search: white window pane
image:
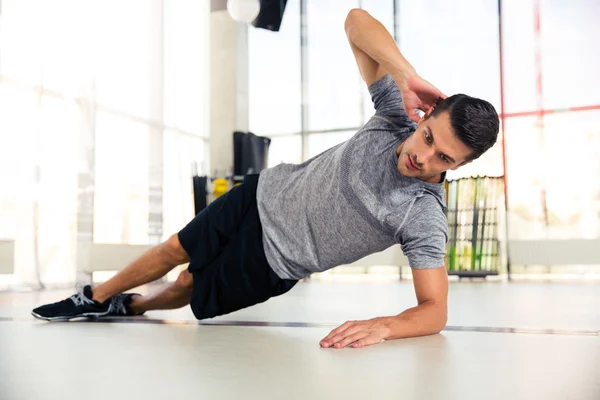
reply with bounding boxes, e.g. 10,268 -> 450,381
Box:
542,111 -> 600,239
164,0 -> 210,136
93,0 -> 161,121
502,0 -> 538,113
504,117 -> 546,240
0,0 -> 211,286
0,0 -> 44,85
398,0 -> 501,112
267,135 -> 302,167
307,131 -> 354,159
36,96 -> 80,283
0,83 -> 37,209
163,131 -> 208,237
248,0 -> 302,136
307,0 -> 362,131
506,112 -> 600,240
94,111 -> 149,244
539,0 -> 600,109
0,83 -> 39,282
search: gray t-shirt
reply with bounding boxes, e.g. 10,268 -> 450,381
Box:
257,74 -> 448,280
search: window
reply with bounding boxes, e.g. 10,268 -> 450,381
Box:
541,110 -> 600,239
307,131 -> 354,159
0,0 -> 209,285
246,0 -> 600,253
306,0 -> 362,131
248,0 -> 396,167
93,112 -> 150,244
397,0 -> 501,112
267,136 -> 303,168
539,0 -> 600,109
163,131 -> 208,236
248,0 -> 302,136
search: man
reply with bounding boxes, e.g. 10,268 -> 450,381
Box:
32,9 -> 498,349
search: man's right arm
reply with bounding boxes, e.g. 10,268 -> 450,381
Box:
344,9 -> 415,90
345,9 -> 445,123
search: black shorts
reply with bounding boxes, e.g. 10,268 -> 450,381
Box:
177,174 -> 298,320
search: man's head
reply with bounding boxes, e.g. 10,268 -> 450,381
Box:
396,94 -> 499,182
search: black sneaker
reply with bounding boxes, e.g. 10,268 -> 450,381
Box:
107,293 -> 144,316
31,285 -> 111,321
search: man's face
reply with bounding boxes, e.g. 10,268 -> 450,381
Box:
396,110 -> 474,181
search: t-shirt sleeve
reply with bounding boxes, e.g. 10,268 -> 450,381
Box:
396,197 -> 448,269
368,74 -> 416,130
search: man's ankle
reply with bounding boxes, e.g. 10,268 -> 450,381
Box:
90,287 -> 110,304
128,294 -> 145,315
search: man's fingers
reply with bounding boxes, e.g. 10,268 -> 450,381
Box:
320,321 -> 356,347
319,319 -> 386,349
419,76 -> 446,99
334,331 -> 369,349
406,108 -> 421,123
328,325 -> 364,347
352,335 -> 383,348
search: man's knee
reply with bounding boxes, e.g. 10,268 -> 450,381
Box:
175,270 -> 193,289
163,234 -> 190,265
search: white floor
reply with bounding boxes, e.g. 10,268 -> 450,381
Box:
1,280 -> 599,400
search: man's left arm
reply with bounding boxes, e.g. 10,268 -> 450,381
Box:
320,267 -> 448,348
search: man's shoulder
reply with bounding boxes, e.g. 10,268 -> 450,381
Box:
358,114 -> 415,141
395,191 -> 448,246
410,193 -> 448,228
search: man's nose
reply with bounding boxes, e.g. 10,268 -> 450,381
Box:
416,148 -> 435,166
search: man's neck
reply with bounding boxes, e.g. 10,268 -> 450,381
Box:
419,172 -> 445,184
419,175 -> 440,184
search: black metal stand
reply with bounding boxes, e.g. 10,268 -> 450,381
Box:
448,270 -> 499,278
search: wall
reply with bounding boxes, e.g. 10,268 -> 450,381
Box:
209,11 -> 249,177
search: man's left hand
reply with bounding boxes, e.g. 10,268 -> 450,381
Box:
320,317 -> 391,349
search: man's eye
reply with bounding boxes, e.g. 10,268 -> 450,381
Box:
440,154 -> 449,163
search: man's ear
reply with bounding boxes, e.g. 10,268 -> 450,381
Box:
451,159 -> 473,171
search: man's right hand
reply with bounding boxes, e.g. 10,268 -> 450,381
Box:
345,9 -> 446,123
396,73 -> 447,123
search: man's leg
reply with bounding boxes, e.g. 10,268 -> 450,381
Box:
127,270 -> 194,314
31,236 -> 192,321
33,177 -> 256,321
92,234 -> 190,303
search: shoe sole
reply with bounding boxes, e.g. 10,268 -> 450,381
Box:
31,310 -> 111,321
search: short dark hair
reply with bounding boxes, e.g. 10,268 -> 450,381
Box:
430,94 -> 499,161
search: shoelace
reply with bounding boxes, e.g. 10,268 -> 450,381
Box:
109,295 -> 127,315
69,289 -> 95,307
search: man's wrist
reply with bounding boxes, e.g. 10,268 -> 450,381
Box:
379,316 -> 396,340
392,68 -> 417,92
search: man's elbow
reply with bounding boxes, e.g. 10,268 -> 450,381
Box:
429,301 -> 448,334
344,8 -> 367,36
433,314 -> 448,334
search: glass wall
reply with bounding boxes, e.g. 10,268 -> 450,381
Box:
248,0 -> 500,170
248,0 -> 600,269
502,0 -> 600,241
0,0 -> 209,285
248,0 -> 394,164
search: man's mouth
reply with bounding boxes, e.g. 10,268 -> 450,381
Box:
407,155 -> 420,171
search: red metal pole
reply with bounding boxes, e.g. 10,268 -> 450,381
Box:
497,0 -> 511,279
500,103 -> 600,118
533,0 -> 550,230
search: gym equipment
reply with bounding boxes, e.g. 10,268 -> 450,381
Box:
445,176 -> 503,278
